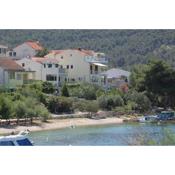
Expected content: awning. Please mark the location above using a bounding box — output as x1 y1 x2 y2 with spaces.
92 63 107 67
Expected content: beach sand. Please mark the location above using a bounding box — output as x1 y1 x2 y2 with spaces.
0 117 123 135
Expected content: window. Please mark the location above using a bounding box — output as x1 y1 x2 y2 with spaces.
46 74 57 81
48 64 52 68
44 64 46 68
71 65 73 69
95 65 98 71
22 63 25 67
58 76 61 82
9 52 12 57
16 139 33 146
9 72 15 79
67 65 69 69
90 65 93 70
60 65 63 69
13 52 16 57
0 141 15 146
1 48 6 54
55 64 59 68
16 74 22 80
0 48 1 54
61 56 63 59
70 54 72 57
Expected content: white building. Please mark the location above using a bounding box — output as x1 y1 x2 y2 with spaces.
0 44 17 59
0 45 8 57
16 57 67 88
100 68 131 90
0 58 35 89
45 48 108 83
13 40 44 59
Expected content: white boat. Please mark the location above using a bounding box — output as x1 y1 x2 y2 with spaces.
139 115 158 123
0 130 33 146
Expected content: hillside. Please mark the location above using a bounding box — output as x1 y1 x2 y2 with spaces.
1 30 175 69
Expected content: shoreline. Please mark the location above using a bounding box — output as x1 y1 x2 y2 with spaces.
0 117 124 135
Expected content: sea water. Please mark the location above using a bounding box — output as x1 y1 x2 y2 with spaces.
29 123 175 146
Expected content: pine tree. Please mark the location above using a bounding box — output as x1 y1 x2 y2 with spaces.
61 84 69 97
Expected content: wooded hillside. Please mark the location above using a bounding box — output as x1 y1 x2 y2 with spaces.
1 30 175 69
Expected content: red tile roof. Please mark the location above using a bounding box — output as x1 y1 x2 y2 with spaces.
32 57 59 64
0 58 24 71
25 41 43 51
76 48 95 56
46 49 95 57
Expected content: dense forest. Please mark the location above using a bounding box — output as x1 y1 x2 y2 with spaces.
1 30 175 69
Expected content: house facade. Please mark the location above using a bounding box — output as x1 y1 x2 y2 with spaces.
45 48 108 83
0 45 8 57
0 44 17 59
13 40 44 59
100 68 131 90
16 57 67 88
0 58 35 89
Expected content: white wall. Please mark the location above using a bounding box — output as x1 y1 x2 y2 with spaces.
13 43 37 59
0 67 5 85
16 58 42 80
16 58 66 87
46 50 90 82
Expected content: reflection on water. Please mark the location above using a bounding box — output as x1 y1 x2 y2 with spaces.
29 123 175 146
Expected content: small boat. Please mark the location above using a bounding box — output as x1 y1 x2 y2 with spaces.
157 111 175 121
139 115 158 123
0 130 33 146
139 111 175 123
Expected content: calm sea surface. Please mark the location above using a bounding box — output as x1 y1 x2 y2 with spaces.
29 123 175 146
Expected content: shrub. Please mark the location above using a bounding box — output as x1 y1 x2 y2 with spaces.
85 101 99 116
68 83 99 100
113 95 124 106
73 99 99 113
47 96 73 113
0 94 13 119
35 104 50 122
29 81 43 92
98 95 124 110
12 100 28 119
42 81 55 94
124 90 151 112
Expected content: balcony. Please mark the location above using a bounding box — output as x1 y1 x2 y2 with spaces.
59 68 67 74
90 70 99 75
84 56 108 64
23 79 36 84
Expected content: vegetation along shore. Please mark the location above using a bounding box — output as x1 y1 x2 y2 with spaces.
1 58 175 135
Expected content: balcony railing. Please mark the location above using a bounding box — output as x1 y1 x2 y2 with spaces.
23 79 36 84
84 56 108 64
90 70 99 75
59 68 67 74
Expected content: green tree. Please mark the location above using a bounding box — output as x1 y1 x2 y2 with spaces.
130 64 149 91
35 48 49 57
124 90 151 112
61 83 69 97
144 59 175 107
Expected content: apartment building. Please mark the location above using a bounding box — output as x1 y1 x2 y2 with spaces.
45 48 108 83
16 57 67 88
